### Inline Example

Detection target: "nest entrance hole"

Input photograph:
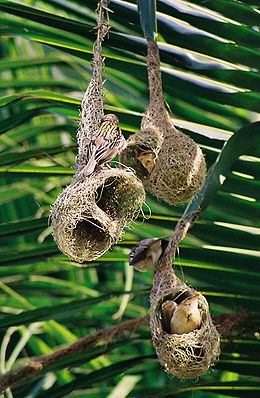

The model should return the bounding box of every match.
[135,145,155,177]
[122,144,154,179]
[73,218,107,243]
[160,290,200,334]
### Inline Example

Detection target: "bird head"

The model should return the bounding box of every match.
[181,294,200,308]
[129,237,168,271]
[102,114,119,124]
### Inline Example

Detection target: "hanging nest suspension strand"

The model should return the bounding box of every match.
[120,40,206,205]
[51,0,145,262]
[150,216,220,379]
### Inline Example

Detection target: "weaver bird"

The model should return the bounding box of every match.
[137,150,156,174]
[170,294,202,335]
[80,114,127,176]
[129,238,168,272]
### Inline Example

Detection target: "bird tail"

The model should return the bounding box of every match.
[80,156,97,176]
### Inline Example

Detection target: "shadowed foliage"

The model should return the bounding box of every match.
[0,0,259,397]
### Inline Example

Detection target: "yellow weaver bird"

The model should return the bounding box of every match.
[80,114,127,176]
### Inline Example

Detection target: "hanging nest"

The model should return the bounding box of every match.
[51,1,145,262]
[150,263,220,379]
[120,40,206,205]
[51,168,144,262]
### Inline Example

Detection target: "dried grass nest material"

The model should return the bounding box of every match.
[51,168,145,262]
[150,265,220,379]
[120,125,206,206]
[121,40,206,205]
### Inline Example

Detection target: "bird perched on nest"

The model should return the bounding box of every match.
[129,237,168,272]
[80,114,127,176]
[161,295,202,335]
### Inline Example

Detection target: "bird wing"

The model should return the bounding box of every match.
[84,140,97,165]
[94,124,124,164]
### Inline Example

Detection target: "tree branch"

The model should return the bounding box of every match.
[0,310,249,393]
[0,311,248,393]
[0,316,147,393]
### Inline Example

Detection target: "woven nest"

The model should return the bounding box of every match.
[51,168,145,262]
[121,125,206,205]
[150,264,220,379]
[51,4,146,262]
[120,40,206,205]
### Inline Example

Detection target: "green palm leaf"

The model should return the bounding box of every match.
[0,0,259,397]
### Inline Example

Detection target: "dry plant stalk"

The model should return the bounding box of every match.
[0,317,147,393]
[0,310,244,392]
[121,40,206,205]
[51,0,145,262]
[76,3,108,168]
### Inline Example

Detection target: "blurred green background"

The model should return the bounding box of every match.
[0,0,259,397]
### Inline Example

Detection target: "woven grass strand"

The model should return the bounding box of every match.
[121,40,206,205]
[76,1,110,171]
[51,1,145,262]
